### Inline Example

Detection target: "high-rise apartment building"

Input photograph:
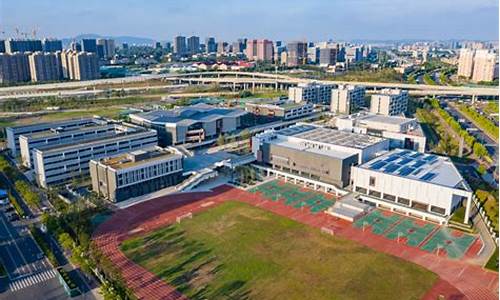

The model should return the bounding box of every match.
[173,36,187,56]
[286,41,308,66]
[96,39,116,59]
[5,39,43,53]
[187,36,200,55]
[61,50,99,81]
[0,40,5,53]
[319,48,338,66]
[472,50,497,82]
[81,39,98,53]
[0,52,31,83]
[246,39,273,62]
[42,39,63,52]
[331,85,366,114]
[370,89,408,116]
[28,52,63,82]
[288,83,334,104]
[205,37,216,53]
[457,49,475,78]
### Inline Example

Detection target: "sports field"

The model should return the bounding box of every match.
[121,201,437,300]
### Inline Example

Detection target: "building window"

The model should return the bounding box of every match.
[383,193,396,202]
[430,205,446,215]
[368,190,381,198]
[369,176,376,187]
[397,197,410,206]
[411,201,429,212]
[355,186,367,194]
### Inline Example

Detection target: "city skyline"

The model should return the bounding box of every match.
[1,0,498,41]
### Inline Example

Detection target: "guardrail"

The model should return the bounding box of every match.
[471,194,499,246]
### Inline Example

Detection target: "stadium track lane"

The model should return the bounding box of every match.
[93,185,498,300]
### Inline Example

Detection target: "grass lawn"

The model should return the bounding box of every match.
[7,108,124,126]
[485,247,499,272]
[121,202,437,300]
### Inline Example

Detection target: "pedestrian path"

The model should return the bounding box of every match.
[9,269,57,292]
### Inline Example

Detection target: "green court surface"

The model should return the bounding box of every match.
[385,219,437,247]
[249,180,334,214]
[353,210,402,235]
[420,228,476,259]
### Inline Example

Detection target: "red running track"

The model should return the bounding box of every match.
[93,186,499,300]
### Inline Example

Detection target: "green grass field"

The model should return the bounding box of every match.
[121,202,437,300]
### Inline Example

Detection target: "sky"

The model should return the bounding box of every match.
[1,0,498,41]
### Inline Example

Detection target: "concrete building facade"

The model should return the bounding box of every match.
[28,52,62,82]
[0,52,30,83]
[472,50,497,82]
[288,83,334,104]
[330,85,366,114]
[370,89,408,116]
[90,147,183,202]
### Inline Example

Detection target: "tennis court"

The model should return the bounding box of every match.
[249,180,335,214]
[420,228,477,259]
[385,219,437,247]
[353,210,402,235]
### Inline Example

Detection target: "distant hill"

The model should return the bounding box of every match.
[62,34,156,46]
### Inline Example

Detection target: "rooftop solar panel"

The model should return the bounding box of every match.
[412,160,427,168]
[410,152,424,159]
[385,155,399,163]
[384,163,400,173]
[412,168,423,175]
[399,166,415,176]
[423,155,438,162]
[370,161,387,170]
[420,172,437,181]
[399,158,413,165]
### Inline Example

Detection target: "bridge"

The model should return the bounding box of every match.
[0,71,497,99]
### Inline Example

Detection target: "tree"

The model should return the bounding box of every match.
[473,143,488,159]
[216,134,225,146]
[240,129,251,141]
[58,232,74,250]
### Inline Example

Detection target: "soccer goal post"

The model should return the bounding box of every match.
[176,212,193,223]
[321,227,334,236]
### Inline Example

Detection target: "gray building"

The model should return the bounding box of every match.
[173,36,187,56]
[28,52,63,82]
[370,89,409,116]
[286,41,308,66]
[187,36,200,55]
[90,147,183,202]
[0,52,30,84]
[5,39,43,53]
[252,124,389,187]
[288,83,334,104]
[205,37,216,53]
[330,85,366,114]
[33,126,158,188]
[244,99,314,121]
[6,118,97,156]
[129,103,250,146]
[319,48,338,66]
[42,39,63,52]
[81,39,97,53]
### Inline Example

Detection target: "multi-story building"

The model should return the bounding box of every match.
[457,48,475,78]
[0,52,30,84]
[245,99,314,121]
[307,46,320,64]
[472,50,497,82]
[5,39,43,53]
[81,39,97,53]
[370,89,408,116]
[252,124,389,187]
[42,39,63,52]
[330,85,366,114]
[217,42,228,54]
[286,41,307,66]
[173,36,187,56]
[319,47,337,66]
[96,39,116,59]
[351,149,473,224]
[246,39,273,62]
[60,50,100,80]
[28,52,62,82]
[32,126,158,188]
[90,147,183,202]
[205,37,217,53]
[19,121,119,168]
[334,112,427,152]
[187,36,200,55]
[0,40,5,53]
[288,83,334,104]
[129,103,250,146]
[5,118,98,156]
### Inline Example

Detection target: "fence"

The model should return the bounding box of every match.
[471,194,499,246]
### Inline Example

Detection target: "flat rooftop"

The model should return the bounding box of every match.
[358,114,413,126]
[270,135,356,160]
[279,124,386,149]
[132,103,247,125]
[25,123,117,139]
[359,149,470,191]
[7,117,97,131]
[98,147,180,170]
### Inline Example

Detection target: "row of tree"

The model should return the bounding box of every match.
[458,104,499,143]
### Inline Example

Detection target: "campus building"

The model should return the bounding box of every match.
[351,149,473,224]
[370,89,408,116]
[19,122,124,168]
[330,85,366,114]
[334,113,427,152]
[244,99,314,121]
[32,126,157,188]
[90,147,183,202]
[129,103,250,146]
[288,83,334,105]
[6,118,98,156]
[28,51,63,82]
[252,124,389,188]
